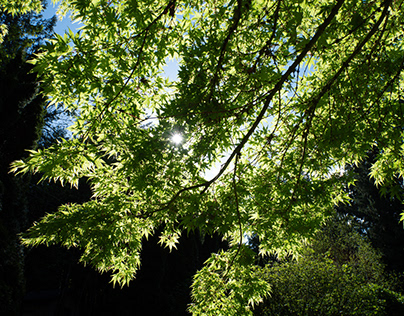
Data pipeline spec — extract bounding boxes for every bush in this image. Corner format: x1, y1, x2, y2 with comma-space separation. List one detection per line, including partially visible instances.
254, 218, 404, 315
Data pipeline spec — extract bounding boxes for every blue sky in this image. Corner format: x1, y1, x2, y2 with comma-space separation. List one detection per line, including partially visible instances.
42, 2, 81, 35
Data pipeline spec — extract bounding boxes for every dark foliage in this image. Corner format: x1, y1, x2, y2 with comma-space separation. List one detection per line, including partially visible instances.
337, 152, 404, 274
0, 3, 55, 314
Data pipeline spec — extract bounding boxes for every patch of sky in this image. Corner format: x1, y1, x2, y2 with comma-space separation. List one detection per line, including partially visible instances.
162, 58, 179, 82
43, 2, 82, 36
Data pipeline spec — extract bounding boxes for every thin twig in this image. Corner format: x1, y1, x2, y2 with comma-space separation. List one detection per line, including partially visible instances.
223, 152, 243, 279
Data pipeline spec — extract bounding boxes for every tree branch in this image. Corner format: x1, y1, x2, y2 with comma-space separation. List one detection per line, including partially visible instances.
201, 0, 347, 191
207, 0, 243, 99
144, 0, 347, 216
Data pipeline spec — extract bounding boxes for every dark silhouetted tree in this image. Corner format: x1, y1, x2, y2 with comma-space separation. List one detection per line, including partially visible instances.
336, 151, 404, 276
0, 2, 55, 314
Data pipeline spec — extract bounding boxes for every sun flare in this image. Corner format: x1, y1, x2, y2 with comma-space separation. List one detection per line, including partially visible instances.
171, 133, 183, 144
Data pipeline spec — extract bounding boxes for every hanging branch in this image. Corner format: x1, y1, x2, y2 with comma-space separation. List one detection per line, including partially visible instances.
222, 151, 243, 280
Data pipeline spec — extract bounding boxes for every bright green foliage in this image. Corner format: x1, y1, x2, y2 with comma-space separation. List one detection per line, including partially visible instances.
0, 0, 42, 16
189, 247, 271, 315
9, 0, 404, 312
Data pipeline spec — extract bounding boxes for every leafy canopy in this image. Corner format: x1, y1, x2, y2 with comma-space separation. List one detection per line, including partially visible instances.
10, 0, 404, 313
